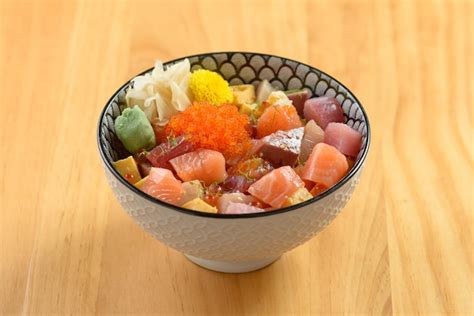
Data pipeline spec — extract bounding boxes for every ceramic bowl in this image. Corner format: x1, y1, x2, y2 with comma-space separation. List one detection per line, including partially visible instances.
97, 52, 371, 273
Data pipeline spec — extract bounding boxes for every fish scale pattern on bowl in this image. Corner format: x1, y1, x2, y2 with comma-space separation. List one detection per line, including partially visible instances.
98, 52, 370, 272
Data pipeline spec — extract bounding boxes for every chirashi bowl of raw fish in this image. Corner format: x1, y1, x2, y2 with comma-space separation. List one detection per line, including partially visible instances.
97, 52, 370, 273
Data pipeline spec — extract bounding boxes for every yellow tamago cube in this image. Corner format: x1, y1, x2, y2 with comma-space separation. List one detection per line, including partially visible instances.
134, 176, 149, 190
283, 187, 313, 207
182, 198, 218, 214
112, 156, 142, 184
239, 102, 258, 115
231, 84, 256, 105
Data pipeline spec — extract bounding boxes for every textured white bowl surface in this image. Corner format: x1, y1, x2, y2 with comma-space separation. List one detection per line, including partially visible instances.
104, 166, 362, 271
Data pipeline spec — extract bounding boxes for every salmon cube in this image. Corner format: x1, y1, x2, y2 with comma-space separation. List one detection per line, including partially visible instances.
170, 149, 227, 185
248, 166, 304, 208
256, 105, 302, 138
301, 143, 349, 188
140, 168, 183, 205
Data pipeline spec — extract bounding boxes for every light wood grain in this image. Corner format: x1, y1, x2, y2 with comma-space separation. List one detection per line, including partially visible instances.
0, 0, 472, 315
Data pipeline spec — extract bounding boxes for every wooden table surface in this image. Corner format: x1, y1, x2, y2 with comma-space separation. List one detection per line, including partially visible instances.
1, 0, 472, 315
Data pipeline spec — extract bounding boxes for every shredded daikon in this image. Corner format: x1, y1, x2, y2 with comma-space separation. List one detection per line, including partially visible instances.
125, 59, 192, 124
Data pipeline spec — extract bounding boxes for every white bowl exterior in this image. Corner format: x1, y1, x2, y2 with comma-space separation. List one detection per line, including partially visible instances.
104, 165, 363, 262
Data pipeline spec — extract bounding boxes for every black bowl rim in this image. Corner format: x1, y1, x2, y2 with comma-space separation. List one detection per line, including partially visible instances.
97, 51, 371, 219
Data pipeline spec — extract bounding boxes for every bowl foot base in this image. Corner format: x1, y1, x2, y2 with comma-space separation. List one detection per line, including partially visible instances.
184, 254, 280, 273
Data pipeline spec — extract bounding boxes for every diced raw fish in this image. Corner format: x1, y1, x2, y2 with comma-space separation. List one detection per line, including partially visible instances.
256, 105, 302, 138
140, 168, 183, 204
179, 180, 204, 205
248, 166, 304, 208
217, 193, 255, 212
221, 175, 252, 193
300, 120, 325, 162
324, 122, 362, 157
134, 152, 153, 177
150, 119, 167, 144
255, 127, 304, 167
220, 202, 265, 214
247, 124, 257, 138
226, 155, 244, 167
146, 136, 194, 169
256, 79, 276, 102
285, 90, 310, 116
301, 143, 348, 188
310, 183, 328, 197
347, 157, 356, 170
170, 149, 227, 185
225, 139, 263, 167
294, 165, 315, 191
250, 139, 264, 156
304, 180, 315, 192
303, 97, 344, 129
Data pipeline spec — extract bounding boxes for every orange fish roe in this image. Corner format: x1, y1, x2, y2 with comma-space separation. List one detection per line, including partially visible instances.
165, 103, 251, 160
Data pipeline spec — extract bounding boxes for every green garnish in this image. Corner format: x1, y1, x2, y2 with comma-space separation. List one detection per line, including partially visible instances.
249, 112, 257, 124
238, 169, 255, 181
166, 131, 178, 146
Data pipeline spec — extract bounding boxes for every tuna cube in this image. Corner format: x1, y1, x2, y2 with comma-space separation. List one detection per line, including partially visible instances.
146, 135, 194, 169
221, 175, 253, 193
303, 96, 344, 129
134, 151, 153, 177
255, 127, 304, 167
285, 89, 310, 116
324, 123, 362, 157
